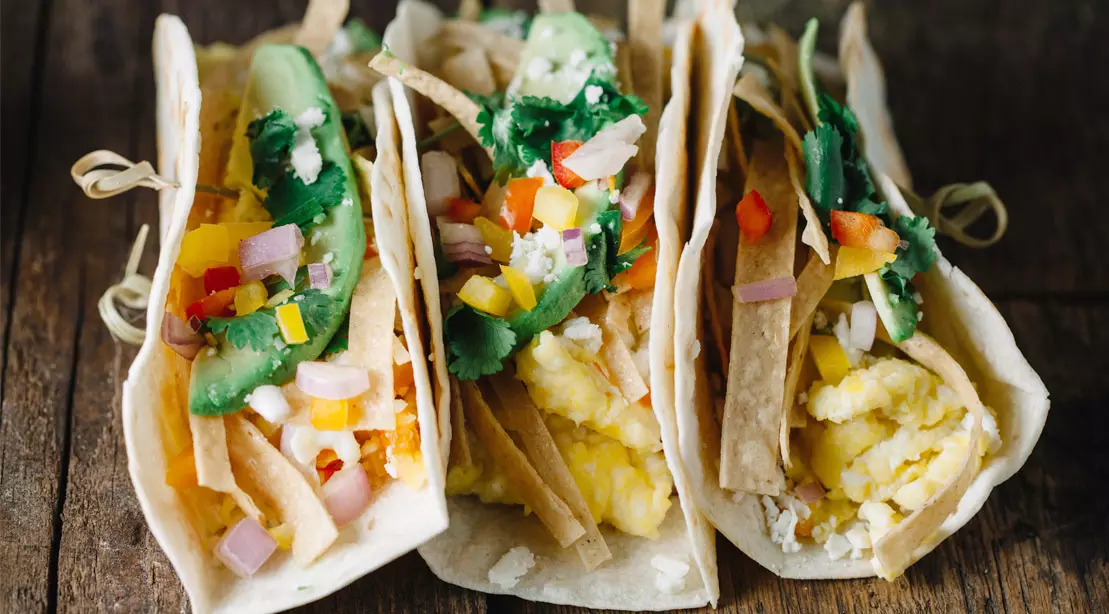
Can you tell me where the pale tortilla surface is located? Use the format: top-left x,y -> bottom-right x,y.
671,12 -> 1049,576
122,15 -> 446,613
384,0 -> 716,607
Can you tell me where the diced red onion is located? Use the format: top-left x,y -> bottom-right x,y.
296,361 -> 371,400
308,262 -> 332,290
421,151 -> 460,217
244,384 -> 292,424
795,480 -> 826,504
443,242 -> 493,266
733,277 -> 797,303
323,464 -> 373,526
215,517 -> 278,578
849,301 -> 878,351
619,172 -> 653,221
240,224 -> 304,287
161,311 -> 204,359
437,218 -> 491,265
437,217 -> 485,244
562,115 -> 647,180
562,228 -> 587,267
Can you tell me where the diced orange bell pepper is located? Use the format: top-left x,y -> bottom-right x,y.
551,140 -> 585,189
830,210 -> 900,253
165,451 -> 198,488
393,361 -> 415,397
317,458 -> 344,484
446,197 -> 482,223
310,397 -> 349,431
500,177 -> 542,233
736,189 -> 773,244
613,237 -> 657,290
619,184 -> 656,254
185,287 -> 236,322
203,266 -> 241,295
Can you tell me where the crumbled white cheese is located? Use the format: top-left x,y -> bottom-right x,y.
589,223 -> 601,234
284,424 -> 361,469
322,252 -> 335,264
341,198 -> 353,207
824,534 -> 852,560
291,108 -> 326,184
244,385 -> 291,424
484,245 -> 493,255
296,107 -> 326,129
525,56 -> 553,80
963,410 -> 1002,453
609,189 -> 620,204
525,160 -> 555,185
392,336 -> 411,365
561,317 -> 603,355
568,49 -> 587,67
835,313 -> 863,367
509,227 -> 562,285
762,495 -> 802,553
488,547 -> 535,589
844,523 -> 872,559
584,84 -> 604,104
650,554 -> 690,594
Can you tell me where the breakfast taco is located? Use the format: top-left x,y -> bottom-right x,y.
364,0 -> 717,608
672,3 -> 1049,580
70,4 -> 447,612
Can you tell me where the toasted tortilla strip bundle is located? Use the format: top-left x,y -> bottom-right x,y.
111,7 -> 447,613
673,2 -> 1048,580
369,0 -> 717,608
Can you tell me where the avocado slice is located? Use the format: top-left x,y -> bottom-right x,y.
188,45 -> 365,416
512,12 -> 615,102
863,272 -> 919,344
507,266 -> 587,349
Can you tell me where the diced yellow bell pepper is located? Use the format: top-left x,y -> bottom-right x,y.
219,494 -> 244,528
458,275 -> 512,317
225,96 -> 255,191
225,220 -> 273,246
165,451 -> 197,488
311,397 -> 349,431
268,523 -> 295,550
178,224 -> 231,277
809,335 -> 852,385
234,281 -> 268,316
499,265 -> 537,310
532,185 -> 579,231
474,216 -> 513,263
275,303 -> 309,344
834,246 -> 897,280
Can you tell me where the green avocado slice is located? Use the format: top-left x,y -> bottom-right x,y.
188,45 -> 365,416
863,272 -> 919,344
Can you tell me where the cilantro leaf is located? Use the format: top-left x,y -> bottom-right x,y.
583,230 -> 611,294
444,305 -> 517,381
294,289 -> 335,339
264,163 -> 348,230
615,242 -> 651,275
247,110 -> 297,189
803,123 -> 846,219
887,216 -> 937,282
206,312 -> 279,351
854,198 -> 889,218
341,111 -> 373,151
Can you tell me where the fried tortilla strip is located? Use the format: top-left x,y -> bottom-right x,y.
369,53 -> 493,160
735,73 -> 830,264
441,47 -> 497,97
295,0 -> 350,57
457,0 -> 482,21
188,413 -> 263,522
719,140 -> 797,495
628,0 -> 664,169
488,373 -> 612,570
439,21 -> 524,77
225,414 -> 339,566
459,380 -> 585,547
779,315 -> 812,469
448,376 -> 472,469
872,330 -> 985,579
629,289 -> 653,334
789,248 -> 836,340
600,323 -> 650,404
727,102 -> 748,178
538,0 -> 575,13
347,256 -> 398,430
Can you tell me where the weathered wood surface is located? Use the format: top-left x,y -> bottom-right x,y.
0,0 -> 1104,612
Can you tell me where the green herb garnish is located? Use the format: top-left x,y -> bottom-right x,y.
264,163 -> 348,230
444,305 -> 518,380
246,110 -> 297,189
207,312 -> 280,352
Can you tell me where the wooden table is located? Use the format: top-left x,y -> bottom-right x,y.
1,0 -> 1105,611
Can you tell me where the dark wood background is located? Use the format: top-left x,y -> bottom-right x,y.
1,0 -> 1106,612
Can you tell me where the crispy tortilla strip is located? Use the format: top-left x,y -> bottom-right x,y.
294,0 -> 350,57
779,315 -> 812,469
448,376 -> 472,469
630,289 -> 653,334
734,73 -> 830,264
600,323 -> 650,404
225,414 -> 339,566
538,0 -> 575,13
188,413 -> 263,522
347,256 -> 398,430
441,47 -> 497,97
767,26 -> 813,133
488,372 -> 612,570
628,0 -> 664,169
369,53 -> 493,160
727,102 -> 748,178
459,380 -> 585,547
603,292 -> 635,346
789,249 -> 836,340
438,21 -> 524,77
457,0 -> 481,21
615,41 -> 635,102
872,331 -> 985,579
719,140 -> 797,495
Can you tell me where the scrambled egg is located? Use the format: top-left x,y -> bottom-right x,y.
516,331 -> 662,453
789,357 -> 998,545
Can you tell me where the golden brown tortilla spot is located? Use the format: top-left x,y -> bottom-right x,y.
779,316 -> 813,469
189,413 -> 264,522
438,21 -> 524,78
347,258 -> 399,430
448,376 -> 472,470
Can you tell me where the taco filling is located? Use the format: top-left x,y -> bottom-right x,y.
158,20 -> 429,579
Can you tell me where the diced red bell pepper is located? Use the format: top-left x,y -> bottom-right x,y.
185,287 -> 236,322
446,197 -> 482,224
500,177 -> 542,233
364,240 -> 378,261
830,210 -> 900,253
317,459 -> 344,485
551,140 -> 585,189
736,189 -> 773,244
203,266 -> 241,295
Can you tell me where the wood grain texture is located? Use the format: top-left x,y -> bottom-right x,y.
0,0 -> 1106,612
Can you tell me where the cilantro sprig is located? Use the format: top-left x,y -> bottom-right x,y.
206,312 -> 280,352
444,305 -> 518,380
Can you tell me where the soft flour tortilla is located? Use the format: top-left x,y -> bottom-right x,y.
121,15 -> 447,613
671,12 -> 1050,579
378,1 -> 717,608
